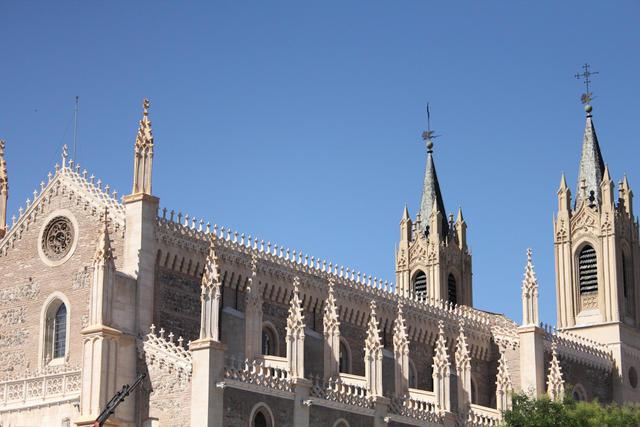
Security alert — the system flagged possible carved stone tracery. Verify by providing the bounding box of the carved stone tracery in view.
[42,216,74,261]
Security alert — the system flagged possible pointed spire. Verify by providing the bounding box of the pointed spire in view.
[559,173,568,191]
[521,248,539,326]
[365,300,383,397]
[286,277,305,378]
[393,304,410,396]
[287,277,305,335]
[619,174,634,217]
[199,240,222,340]
[496,344,513,411]
[365,301,382,353]
[393,304,409,355]
[323,281,340,336]
[418,135,446,235]
[131,98,155,195]
[402,204,410,221]
[547,341,564,401]
[432,320,451,413]
[456,206,464,223]
[455,321,471,374]
[0,140,8,238]
[93,208,114,265]
[575,108,605,209]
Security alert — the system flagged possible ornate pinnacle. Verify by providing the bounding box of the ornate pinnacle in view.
[143,98,150,116]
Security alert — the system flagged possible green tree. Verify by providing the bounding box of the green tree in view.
[502,392,640,427]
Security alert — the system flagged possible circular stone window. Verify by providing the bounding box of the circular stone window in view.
[42,216,75,261]
[629,367,638,389]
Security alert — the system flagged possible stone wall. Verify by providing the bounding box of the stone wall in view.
[223,388,293,426]
[552,355,612,402]
[145,362,191,427]
[309,405,373,426]
[154,267,200,343]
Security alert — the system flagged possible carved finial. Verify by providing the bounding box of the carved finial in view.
[547,341,564,401]
[455,320,471,375]
[521,248,539,326]
[287,276,305,335]
[323,280,340,336]
[131,98,154,195]
[432,320,450,375]
[393,303,409,354]
[93,207,114,265]
[62,144,69,166]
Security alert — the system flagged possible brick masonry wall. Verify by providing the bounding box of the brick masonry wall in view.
[154,267,200,343]
[551,354,612,402]
[0,193,124,379]
[309,405,373,426]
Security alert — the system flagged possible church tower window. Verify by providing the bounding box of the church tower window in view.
[42,295,69,364]
[413,271,427,298]
[447,273,457,305]
[261,324,278,356]
[578,245,598,295]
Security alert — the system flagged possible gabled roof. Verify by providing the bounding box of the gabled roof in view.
[0,159,124,255]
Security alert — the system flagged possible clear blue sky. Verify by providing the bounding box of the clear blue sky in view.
[2,2,639,324]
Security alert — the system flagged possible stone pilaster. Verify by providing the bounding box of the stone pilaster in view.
[189,339,226,427]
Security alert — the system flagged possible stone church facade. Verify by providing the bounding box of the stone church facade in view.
[0,99,637,426]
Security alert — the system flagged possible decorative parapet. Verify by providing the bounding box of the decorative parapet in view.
[142,325,192,382]
[467,404,501,426]
[540,323,613,371]
[155,211,503,337]
[309,375,372,409]
[223,356,292,393]
[0,364,81,412]
[388,394,439,423]
[0,155,124,256]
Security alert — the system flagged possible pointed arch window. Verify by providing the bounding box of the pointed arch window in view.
[261,323,278,356]
[447,273,457,305]
[250,403,274,427]
[408,359,418,389]
[413,270,427,298]
[339,338,351,374]
[578,245,598,294]
[42,296,69,364]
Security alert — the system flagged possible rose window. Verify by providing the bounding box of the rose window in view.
[42,217,74,261]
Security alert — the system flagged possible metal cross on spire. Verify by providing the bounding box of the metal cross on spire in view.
[575,63,599,105]
[421,103,439,153]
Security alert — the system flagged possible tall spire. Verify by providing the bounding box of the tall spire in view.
[574,65,605,209]
[0,140,7,238]
[521,248,539,326]
[418,134,446,234]
[131,98,155,195]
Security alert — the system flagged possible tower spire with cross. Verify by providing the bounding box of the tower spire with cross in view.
[575,63,599,113]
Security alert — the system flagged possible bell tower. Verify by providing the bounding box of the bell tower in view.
[395,127,472,306]
[554,78,640,401]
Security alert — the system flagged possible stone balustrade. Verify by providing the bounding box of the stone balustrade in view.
[0,366,81,412]
[223,356,291,393]
[142,324,192,381]
[540,322,613,371]
[467,403,501,426]
[309,375,372,409]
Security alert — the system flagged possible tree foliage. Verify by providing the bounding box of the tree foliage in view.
[502,392,640,427]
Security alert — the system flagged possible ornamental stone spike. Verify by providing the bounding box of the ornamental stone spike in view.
[286,276,305,379]
[323,280,341,379]
[0,140,8,238]
[521,248,539,326]
[89,208,116,327]
[547,341,564,401]
[496,343,513,412]
[455,320,472,417]
[432,320,450,413]
[199,238,222,341]
[365,300,383,397]
[131,98,154,195]
[393,303,410,396]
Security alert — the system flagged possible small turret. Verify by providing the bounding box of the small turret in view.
[619,175,634,218]
[455,207,466,251]
[557,173,571,213]
[600,164,614,212]
[131,99,154,196]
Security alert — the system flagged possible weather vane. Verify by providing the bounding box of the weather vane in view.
[421,103,439,152]
[575,63,598,106]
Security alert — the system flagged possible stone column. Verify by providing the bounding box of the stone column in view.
[76,216,129,426]
[190,339,227,427]
[432,321,450,414]
[323,281,340,379]
[190,241,226,427]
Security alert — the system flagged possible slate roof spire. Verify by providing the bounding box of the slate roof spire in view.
[418,133,446,234]
[575,104,605,209]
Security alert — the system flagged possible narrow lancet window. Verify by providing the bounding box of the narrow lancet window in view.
[413,271,427,298]
[578,245,598,294]
[53,304,67,358]
[447,273,457,305]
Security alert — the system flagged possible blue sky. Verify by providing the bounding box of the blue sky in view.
[2,2,639,324]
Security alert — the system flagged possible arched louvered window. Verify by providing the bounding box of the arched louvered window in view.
[578,245,598,294]
[413,271,427,298]
[447,274,457,305]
